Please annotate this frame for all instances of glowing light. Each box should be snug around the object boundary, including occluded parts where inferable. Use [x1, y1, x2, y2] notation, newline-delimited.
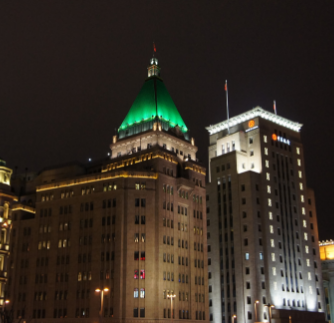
[206, 106, 303, 134]
[248, 119, 255, 128]
[272, 133, 277, 141]
[119, 77, 188, 133]
[37, 172, 158, 192]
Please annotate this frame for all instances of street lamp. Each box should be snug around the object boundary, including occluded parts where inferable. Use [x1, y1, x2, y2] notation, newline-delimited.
[95, 288, 109, 322]
[167, 294, 176, 323]
[254, 300, 259, 322]
[232, 314, 237, 323]
[264, 303, 275, 323]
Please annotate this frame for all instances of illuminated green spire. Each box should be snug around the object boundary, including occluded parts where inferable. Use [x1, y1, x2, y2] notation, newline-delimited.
[118, 58, 188, 138]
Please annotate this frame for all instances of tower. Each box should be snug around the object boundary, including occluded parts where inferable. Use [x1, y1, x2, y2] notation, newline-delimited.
[206, 107, 325, 323]
[7, 57, 208, 323]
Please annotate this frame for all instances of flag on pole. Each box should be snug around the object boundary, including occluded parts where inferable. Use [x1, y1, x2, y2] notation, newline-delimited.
[225, 80, 230, 134]
[153, 42, 156, 53]
[273, 100, 277, 115]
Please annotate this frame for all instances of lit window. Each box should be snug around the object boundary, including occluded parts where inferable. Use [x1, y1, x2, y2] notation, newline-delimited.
[301, 195, 304, 202]
[308, 272, 312, 280]
[273, 282, 277, 290]
[299, 183, 303, 190]
[140, 288, 145, 298]
[134, 288, 139, 298]
[259, 252, 263, 260]
[135, 183, 140, 190]
[296, 147, 300, 155]
[305, 246, 309, 254]
[265, 160, 269, 168]
[304, 233, 308, 241]
[140, 270, 145, 279]
[268, 199, 272, 207]
[272, 267, 276, 276]
[309, 286, 313, 294]
[266, 173, 270, 181]
[263, 135, 267, 143]
[302, 207, 306, 215]
[306, 259, 310, 266]
[303, 220, 307, 228]
[271, 253, 276, 261]
[267, 185, 271, 193]
[298, 171, 302, 178]
[297, 159, 301, 166]
[264, 147, 268, 155]
[250, 150, 254, 156]
[270, 239, 275, 247]
[269, 225, 274, 233]
[245, 253, 250, 260]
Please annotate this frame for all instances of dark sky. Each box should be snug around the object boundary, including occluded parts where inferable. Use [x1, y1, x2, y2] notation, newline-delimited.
[0, 1, 333, 239]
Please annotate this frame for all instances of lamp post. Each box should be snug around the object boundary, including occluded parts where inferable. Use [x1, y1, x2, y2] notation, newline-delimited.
[254, 300, 259, 322]
[167, 294, 176, 323]
[232, 314, 237, 323]
[95, 288, 109, 322]
[265, 303, 275, 323]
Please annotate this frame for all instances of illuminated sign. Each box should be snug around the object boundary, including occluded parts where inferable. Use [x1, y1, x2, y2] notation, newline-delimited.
[245, 119, 258, 133]
[272, 133, 290, 145]
[248, 120, 255, 128]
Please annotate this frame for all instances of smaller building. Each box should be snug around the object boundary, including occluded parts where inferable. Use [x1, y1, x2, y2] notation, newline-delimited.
[320, 240, 334, 323]
[0, 159, 17, 314]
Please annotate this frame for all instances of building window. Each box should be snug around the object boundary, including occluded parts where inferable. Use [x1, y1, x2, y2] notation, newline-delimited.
[271, 253, 276, 261]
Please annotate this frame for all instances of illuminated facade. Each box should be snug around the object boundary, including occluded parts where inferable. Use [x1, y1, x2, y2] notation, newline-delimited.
[0, 159, 16, 311]
[7, 58, 209, 323]
[319, 240, 334, 323]
[206, 108, 325, 323]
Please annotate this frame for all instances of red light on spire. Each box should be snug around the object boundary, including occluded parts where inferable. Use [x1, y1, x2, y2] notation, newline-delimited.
[153, 42, 156, 52]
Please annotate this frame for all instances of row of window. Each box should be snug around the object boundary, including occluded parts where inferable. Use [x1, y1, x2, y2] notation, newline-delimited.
[55, 290, 68, 300]
[133, 288, 145, 298]
[34, 291, 47, 301]
[134, 251, 145, 261]
[35, 274, 48, 284]
[101, 252, 115, 261]
[40, 208, 52, 217]
[102, 199, 116, 208]
[135, 183, 146, 190]
[61, 190, 74, 198]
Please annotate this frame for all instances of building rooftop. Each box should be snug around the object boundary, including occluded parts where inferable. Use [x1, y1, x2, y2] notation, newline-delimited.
[118, 58, 188, 137]
[206, 106, 303, 135]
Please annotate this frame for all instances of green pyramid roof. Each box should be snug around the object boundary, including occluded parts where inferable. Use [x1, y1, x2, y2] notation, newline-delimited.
[119, 77, 188, 133]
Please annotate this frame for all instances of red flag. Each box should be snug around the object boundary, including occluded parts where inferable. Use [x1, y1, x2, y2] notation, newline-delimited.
[153, 42, 156, 52]
[224, 83, 227, 91]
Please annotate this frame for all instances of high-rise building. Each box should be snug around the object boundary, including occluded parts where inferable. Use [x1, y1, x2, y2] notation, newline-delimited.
[7, 57, 208, 323]
[206, 107, 325, 323]
[0, 159, 16, 316]
[319, 240, 334, 323]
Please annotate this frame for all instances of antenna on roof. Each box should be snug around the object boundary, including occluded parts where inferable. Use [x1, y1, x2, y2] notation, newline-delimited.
[225, 80, 230, 134]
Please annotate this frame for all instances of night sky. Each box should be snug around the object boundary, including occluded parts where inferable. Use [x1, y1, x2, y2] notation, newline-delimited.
[0, 1, 333, 239]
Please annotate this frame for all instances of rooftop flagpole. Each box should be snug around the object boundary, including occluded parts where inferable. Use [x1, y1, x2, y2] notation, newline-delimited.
[225, 80, 230, 134]
[273, 100, 277, 115]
